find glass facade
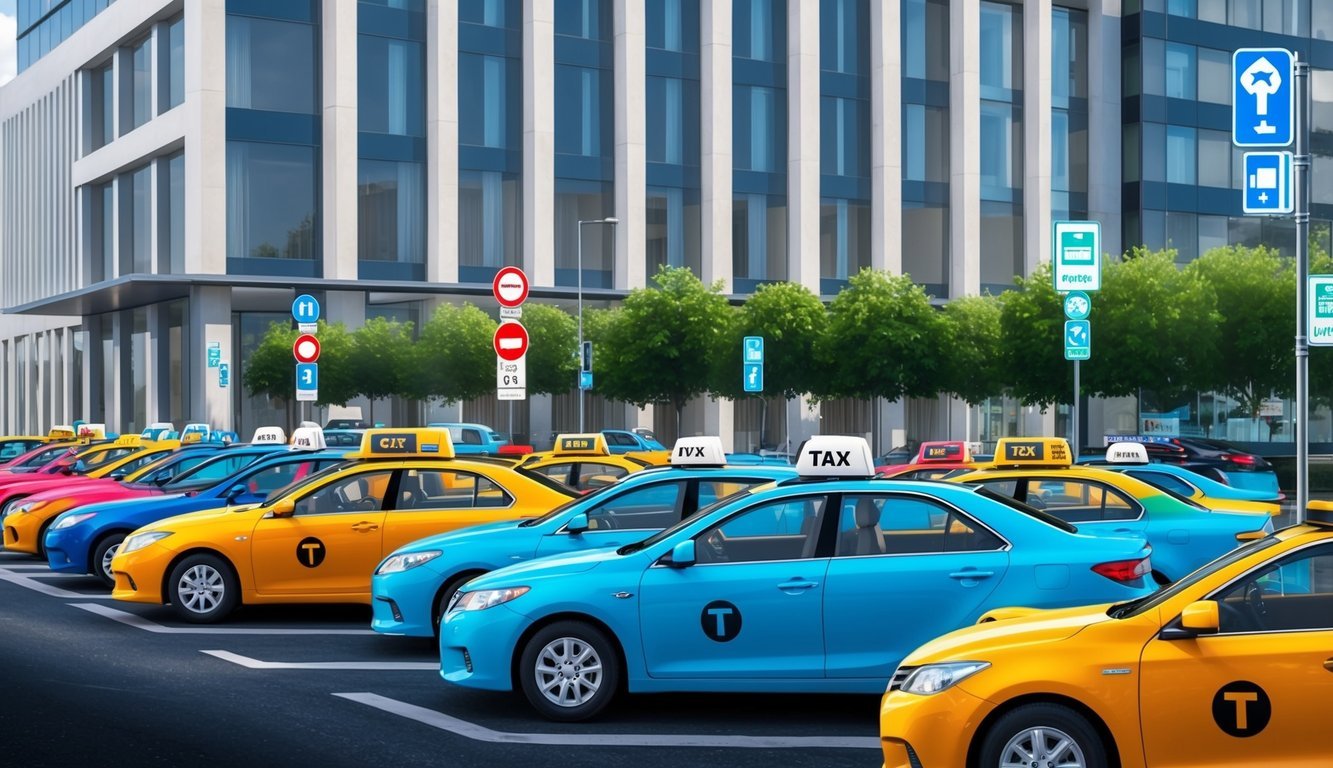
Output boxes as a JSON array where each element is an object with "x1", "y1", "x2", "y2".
[
  {"x1": 819, "y1": 0, "x2": 871, "y2": 294},
  {"x1": 901, "y1": 0, "x2": 949, "y2": 295},
  {"x1": 979, "y1": 1, "x2": 1023, "y2": 291},
  {"x1": 226, "y1": 142, "x2": 319, "y2": 262},
  {"x1": 225, "y1": 15, "x2": 319, "y2": 114},
  {"x1": 162, "y1": 152, "x2": 185, "y2": 274},
  {"x1": 733, "y1": 0, "x2": 788, "y2": 291},
  {"x1": 17, "y1": 0, "x2": 118, "y2": 72},
  {"x1": 89, "y1": 62, "x2": 114, "y2": 152},
  {"x1": 124, "y1": 36, "x2": 152, "y2": 134},
  {"x1": 646, "y1": 0, "x2": 702, "y2": 275},
  {"x1": 120, "y1": 165, "x2": 151, "y2": 274},
  {"x1": 1052, "y1": 8, "x2": 1088, "y2": 222},
  {"x1": 161, "y1": 16, "x2": 186, "y2": 112},
  {"x1": 358, "y1": 159, "x2": 425, "y2": 264}
]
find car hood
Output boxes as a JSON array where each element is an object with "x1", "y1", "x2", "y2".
[
  {"x1": 133, "y1": 503, "x2": 261, "y2": 533},
  {"x1": 20, "y1": 480, "x2": 124, "y2": 504},
  {"x1": 389, "y1": 519, "x2": 527, "y2": 554},
  {"x1": 901, "y1": 603, "x2": 1115, "y2": 666},
  {"x1": 463, "y1": 547, "x2": 614, "y2": 589}
]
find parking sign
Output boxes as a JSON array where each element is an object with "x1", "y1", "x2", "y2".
[
  {"x1": 1233, "y1": 48, "x2": 1294, "y2": 147},
  {"x1": 1242, "y1": 152, "x2": 1294, "y2": 214}
]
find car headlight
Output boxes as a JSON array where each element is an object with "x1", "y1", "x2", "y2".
[
  {"x1": 4, "y1": 502, "x2": 33, "y2": 519},
  {"x1": 375, "y1": 550, "x2": 442, "y2": 575},
  {"x1": 120, "y1": 530, "x2": 173, "y2": 554},
  {"x1": 449, "y1": 586, "x2": 530, "y2": 613},
  {"x1": 898, "y1": 661, "x2": 990, "y2": 695},
  {"x1": 51, "y1": 512, "x2": 97, "y2": 530}
]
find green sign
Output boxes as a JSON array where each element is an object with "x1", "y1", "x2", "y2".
[
  {"x1": 1310, "y1": 276, "x2": 1333, "y2": 346},
  {"x1": 1053, "y1": 221, "x2": 1102, "y2": 292}
]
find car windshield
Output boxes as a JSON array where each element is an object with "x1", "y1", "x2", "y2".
[
  {"x1": 517, "y1": 483, "x2": 619, "y2": 527},
  {"x1": 261, "y1": 460, "x2": 353, "y2": 505},
  {"x1": 1108, "y1": 534, "x2": 1283, "y2": 619},
  {"x1": 162, "y1": 452, "x2": 269, "y2": 490},
  {"x1": 971, "y1": 486, "x2": 1079, "y2": 533},
  {"x1": 615, "y1": 485, "x2": 766, "y2": 555}
]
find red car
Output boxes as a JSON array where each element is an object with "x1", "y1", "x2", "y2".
[{"x1": 876, "y1": 440, "x2": 982, "y2": 479}]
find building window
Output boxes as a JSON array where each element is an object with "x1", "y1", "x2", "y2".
[
  {"x1": 120, "y1": 165, "x2": 152, "y2": 274},
  {"x1": 124, "y1": 36, "x2": 153, "y2": 134},
  {"x1": 820, "y1": 0, "x2": 867, "y2": 76},
  {"x1": 160, "y1": 15, "x2": 185, "y2": 112},
  {"x1": 555, "y1": 0, "x2": 610, "y2": 40},
  {"x1": 460, "y1": 0, "x2": 516, "y2": 26},
  {"x1": 734, "y1": 85, "x2": 784, "y2": 172},
  {"x1": 226, "y1": 141, "x2": 318, "y2": 261},
  {"x1": 1165, "y1": 42, "x2": 1196, "y2": 101},
  {"x1": 161, "y1": 151, "x2": 185, "y2": 273},
  {"x1": 362, "y1": 0, "x2": 426, "y2": 10},
  {"x1": 459, "y1": 53, "x2": 519, "y2": 150},
  {"x1": 646, "y1": 0, "x2": 699, "y2": 53},
  {"x1": 359, "y1": 35, "x2": 426, "y2": 137},
  {"x1": 821, "y1": 97, "x2": 869, "y2": 178},
  {"x1": 1166, "y1": 125, "x2": 1196, "y2": 185},
  {"x1": 648, "y1": 76, "x2": 701, "y2": 166},
  {"x1": 225, "y1": 16, "x2": 319, "y2": 114},
  {"x1": 980, "y1": 2, "x2": 1021, "y2": 97},
  {"x1": 554, "y1": 180, "x2": 615, "y2": 288},
  {"x1": 980, "y1": 101, "x2": 1022, "y2": 196},
  {"x1": 1198, "y1": 129, "x2": 1230, "y2": 188},
  {"x1": 92, "y1": 181, "x2": 115, "y2": 282},
  {"x1": 647, "y1": 187, "x2": 701, "y2": 274},
  {"x1": 358, "y1": 159, "x2": 425, "y2": 263},
  {"x1": 732, "y1": 194, "x2": 788, "y2": 284},
  {"x1": 819, "y1": 199, "x2": 870, "y2": 282},
  {"x1": 1198, "y1": 47, "x2": 1230, "y2": 105},
  {"x1": 556, "y1": 65, "x2": 613, "y2": 159},
  {"x1": 733, "y1": 0, "x2": 785, "y2": 62},
  {"x1": 903, "y1": 104, "x2": 949, "y2": 183},
  {"x1": 981, "y1": 201, "x2": 1023, "y2": 291},
  {"x1": 1167, "y1": 212, "x2": 1198, "y2": 262},
  {"x1": 902, "y1": 203, "x2": 948, "y2": 292},
  {"x1": 459, "y1": 170, "x2": 522, "y2": 270},
  {"x1": 903, "y1": 0, "x2": 949, "y2": 82}
]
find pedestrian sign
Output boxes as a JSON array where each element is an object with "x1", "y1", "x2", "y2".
[
  {"x1": 1233, "y1": 48, "x2": 1294, "y2": 147},
  {"x1": 1064, "y1": 320, "x2": 1091, "y2": 361},
  {"x1": 1242, "y1": 151, "x2": 1293, "y2": 214},
  {"x1": 743, "y1": 364, "x2": 764, "y2": 393},
  {"x1": 1053, "y1": 221, "x2": 1101, "y2": 292},
  {"x1": 743, "y1": 337, "x2": 764, "y2": 363},
  {"x1": 1063, "y1": 291, "x2": 1091, "y2": 321},
  {"x1": 1309, "y1": 276, "x2": 1333, "y2": 346}
]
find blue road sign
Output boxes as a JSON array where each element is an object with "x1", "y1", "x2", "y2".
[
  {"x1": 743, "y1": 364, "x2": 764, "y2": 393},
  {"x1": 218, "y1": 363, "x2": 230, "y2": 389},
  {"x1": 296, "y1": 363, "x2": 319, "y2": 392},
  {"x1": 292, "y1": 294, "x2": 321, "y2": 325},
  {"x1": 1242, "y1": 151, "x2": 1294, "y2": 214},
  {"x1": 743, "y1": 336, "x2": 765, "y2": 364},
  {"x1": 580, "y1": 341, "x2": 593, "y2": 373},
  {"x1": 1064, "y1": 320, "x2": 1091, "y2": 361},
  {"x1": 1063, "y1": 291, "x2": 1091, "y2": 321},
  {"x1": 207, "y1": 342, "x2": 221, "y2": 369},
  {"x1": 579, "y1": 371, "x2": 593, "y2": 390},
  {"x1": 1233, "y1": 48, "x2": 1293, "y2": 147}
]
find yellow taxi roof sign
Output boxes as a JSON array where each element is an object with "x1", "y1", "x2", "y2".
[
  {"x1": 993, "y1": 437, "x2": 1073, "y2": 468},
  {"x1": 1307, "y1": 500, "x2": 1333, "y2": 527},
  {"x1": 915, "y1": 441, "x2": 972, "y2": 464},
  {"x1": 78, "y1": 423, "x2": 106, "y2": 439},
  {"x1": 553, "y1": 434, "x2": 610, "y2": 455},
  {"x1": 349, "y1": 428, "x2": 455, "y2": 460},
  {"x1": 181, "y1": 432, "x2": 204, "y2": 444},
  {"x1": 250, "y1": 426, "x2": 287, "y2": 445},
  {"x1": 48, "y1": 425, "x2": 76, "y2": 440},
  {"x1": 114, "y1": 434, "x2": 145, "y2": 447}
]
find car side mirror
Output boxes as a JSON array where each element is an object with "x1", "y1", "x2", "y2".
[
  {"x1": 225, "y1": 485, "x2": 246, "y2": 502},
  {"x1": 109, "y1": 470, "x2": 127, "y2": 480},
  {"x1": 567, "y1": 513, "x2": 589, "y2": 534},
  {"x1": 666, "y1": 540, "x2": 696, "y2": 568},
  {"x1": 269, "y1": 498, "x2": 296, "y2": 518},
  {"x1": 1180, "y1": 600, "x2": 1220, "y2": 634}
]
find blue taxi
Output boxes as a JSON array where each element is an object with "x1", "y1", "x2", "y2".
[
  {"x1": 371, "y1": 437, "x2": 795, "y2": 638},
  {"x1": 438, "y1": 436, "x2": 1157, "y2": 721}
]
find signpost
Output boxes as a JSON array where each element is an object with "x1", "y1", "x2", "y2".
[
  {"x1": 292, "y1": 297, "x2": 321, "y2": 416},
  {"x1": 1232, "y1": 48, "x2": 1294, "y2": 148},
  {"x1": 296, "y1": 362, "x2": 318, "y2": 402},
  {"x1": 1054, "y1": 225, "x2": 1101, "y2": 456},
  {"x1": 1064, "y1": 321, "x2": 1091, "y2": 361},
  {"x1": 742, "y1": 336, "x2": 764, "y2": 393},
  {"x1": 492, "y1": 268, "x2": 531, "y2": 425},
  {"x1": 292, "y1": 294, "x2": 320, "y2": 334}
]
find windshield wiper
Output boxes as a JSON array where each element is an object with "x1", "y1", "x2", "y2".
[{"x1": 1107, "y1": 595, "x2": 1151, "y2": 619}]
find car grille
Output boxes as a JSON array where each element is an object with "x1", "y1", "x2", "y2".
[
  {"x1": 888, "y1": 665, "x2": 916, "y2": 692},
  {"x1": 905, "y1": 742, "x2": 925, "y2": 768}
]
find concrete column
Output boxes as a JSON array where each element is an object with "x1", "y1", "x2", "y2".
[
  {"x1": 614, "y1": 2, "x2": 646, "y2": 290},
  {"x1": 428, "y1": 0, "x2": 459, "y2": 283},
  {"x1": 322, "y1": 0, "x2": 358, "y2": 280},
  {"x1": 1023, "y1": 0, "x2": 1052, "y2": 276},
  {"x1": 1088, "y1": 0, "x2": 1122, "y2": 258},
  {"x1": 870, "y1": 0, "x2": 902, "y2": 273},
  {"x1": 188, "y1": 286, "x2": 232, "y2": 430},
  {"x1": 184, "y1": 0, "x2": 227, "y2": 274},
  {"x1": 324, "y1": 291, "x2": 369, "y2": 423},
  {"x1": 874, "y1": 399, "x2": 907, "y2": 456},
  {"x1": 524, "y1": 0, "x2": 556, "y2": 285},
  {"x1": 949, "y1": 0, "x2": 980, "y2": 298},
  {"x1": 787, "y1": 0, "x2": 820, "y2": 293},
  {"x1": 700, "y1": 0, "x2": 732, "y2": 291}
]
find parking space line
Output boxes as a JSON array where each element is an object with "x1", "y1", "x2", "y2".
[
  {"x1": 0, "y1": 570, "x2": 114, "y2": 599},
  {"x1": 333, "y1": 692, "x2": 881, "y2": 750},
  {"x1": 203, "y1": 650, "x2": 436, "y2": 670},
  {"x1": 70, "y1": 603, "x2": 376, "y2": 635}
]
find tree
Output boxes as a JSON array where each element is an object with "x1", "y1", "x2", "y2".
[
  {"x1": 406, "y1": 303, "x2": 497, "y2": 404},
  {"x1": 710, "y1": 281, "x2": 827, "y2": 400},
  {"x1": 349, "y1": 317, "x2": 414, "y2": 424},
  {"x1": 940, "y1": 294, "x2": 1006, "y2": 405},
  {"x1": 816, "y1": 269, "x2": 950, "y2": 401},
  {"x1": 520, "y1": 303, "x2": 579, "y2": 396},
  {"x1": 589, "y1": 266, "x2": 734, "y2": 430},
  {"x1": 241, "y1": 320, "x2": 357, "y2": 424},
  {"x1": 999, "y1": 263, "x2": 1069, "y2": 407}
]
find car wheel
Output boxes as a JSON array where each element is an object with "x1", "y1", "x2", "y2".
[
  {"x1": 91, "y1": 532, "x2": 127, "y2": 588},
  {"x1": 433, "y1": 572, "x2": 485, "y2": 638},
  {"x1": 979, "y1": 703, "x2": 1107, "y2": 768},
  {"x1": 166, "y1": 553, "x2": 239, "y2": 624},
  {"x1": 35, "y1": 519, "x2": 52, "y2": 560},
  {"x1": 518, "y1": 620, "x2": 621, "y2": 722}
]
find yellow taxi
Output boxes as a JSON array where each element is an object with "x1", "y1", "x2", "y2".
[
  {"x1": 516, "y1": 433, "x2": 669, "y2": 492},
  {"x1": 878, "y1": 503, "x2": 1333, "y2": 768},
  {"x1": 109, "y1": 428, "x2": 580, "y2": 623}
]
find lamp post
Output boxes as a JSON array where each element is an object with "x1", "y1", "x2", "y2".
[{"x1": 576, "y1": 216, "x2": 618, "y2": 433}]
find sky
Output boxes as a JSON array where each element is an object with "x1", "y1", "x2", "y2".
[{"x1": 0, "y1": 0, "x2": 14, "y2": 87}]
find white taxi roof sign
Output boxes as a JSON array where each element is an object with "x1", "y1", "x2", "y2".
[
  {"x1": 289, "y1": 427, "x2": 326, "y2": 451},
  {"x1": 251, "y1": 426, "x2": 288, "y2": 445},
  {"x1": 554, "y1": 434, "x2": 610, "y2": 455},
  {"x1": 1106, "y1": 442, "x2": 1150, "y2": 464},
  {"x1": 915, "y1": 441, "x2": 972, "y2": 464},
  {"x1": 993, "y1": 437, "x2": 1072, "y2": 468},
  {"x1": 670, "y1": 436, "x2": 726, "y2": 467},
  {"x1": 350, "y1": 428, "x2": 455, "y2": 460},
  {"x1": 78, "y1": 423, "x2": 106, "y2": 439},
  {"x1": 113, "y1": 434, "x2": 145, "y2": 447},
  {"x1": 796, "y1": 436, "x2": 876, "y2": 478}
]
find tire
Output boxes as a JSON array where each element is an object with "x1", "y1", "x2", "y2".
[
  {"x1": 518, "y1": 620, "x2": 621, "y2": 722},
  {"x1": 35, "y1": 519, "x2": 52, "y2": 560},
  {"x1": 91, "y1": 532, "x2": 128, "y2": 588},
  {"x1": 978, "y1": 703, "x2": 1108, "y2": 768},
  {"x1": 166, "y1": 553, "x2": 240, "y2": 624},
  {"x1": 433, "y1": 572, "x2": 484, "y2": 638}
]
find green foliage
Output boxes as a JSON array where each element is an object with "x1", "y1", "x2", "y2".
[
  {"x1": 350, "y1": 318, "x2": 414, "y2": 420},
  {"x1": 521, "y1": 303, "x2": 579, "y2": 396},
  {"x1": 999, "y1": 263, "x2": 1068, "y2": 407},
  {"x1": 242, "y1": 320, "x2": 356, "y2": 408},
  {"x1": 407, "y1": 303, "x2": 497, "y2": 404},
  {"x1": 710, "y1": 281, "x2": 827, "y2": 400},
  {"x1": 816, "y1": 269, "x2": 949, "y2": 401},
  {"x1": 940, "y1": 294, "x2": 1006, "y2": 405},
  {"x1": 311, "y1": 322, "x2": 358, "y2": 407}
]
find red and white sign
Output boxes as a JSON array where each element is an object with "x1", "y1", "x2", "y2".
[
  {"x1": 493, "y1": 321, "x2": 529, "y2": 362},
  {"x1": 293, "y1": 334, "x2": 321, "y2": 364},
  {"x1": 492, "y1": 266, "x2": 530, "y2": 308}
]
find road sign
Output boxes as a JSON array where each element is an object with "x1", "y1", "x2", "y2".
[
  {"x1": 1063, "y1": 291, "x2": 1091, "y2": 321},
  {"x1": 497, "y1": 357, "x2": 526, "y2": 401},
  {"x1": 1309, "y1": 275, "x2": 1333, "y2": 346},
  {"x1": 499, "y1": 307, "x2": 523, "y2": 319},
  {"x1": 743, "y1": 336, "x2": 764, "y2": 363},
  {"x1": 1064, "y1": 320, "x2": 1091, "y2": 361},
  {"x1": 292, "y1": 294, "x2": 321, "y2": 324},
  {"x1": 218, "y1": 362, "x2": 230, "y2": 389},
  {"x1": 1242, "y1": 151, "x2": 1294, "y2": 214},
  {"x1": 579, "y1": 371, "x2": 593, "y2": 390},
  {"x1": 207, "y1": 342, "x2": 221, "y2": 369},
  {"x1": 580, "y1": 341, "x2": 593, "y2": 373},
  {"x1": 293, "y1": 334, "x2": 321, "y2": 364},
  {"x1": 743, "y1": 364, "x2": 763, "y2": 393},
  {"x1": 493, "y1": 321, "x2": 529, "y2": 361},
  {"x1": 1053, "y1": 221, "x2": 1101, "y2": 292},
  {"x1": 492, "y1": 266, "x2": 530, "y2": 308},
  {"x1": 1233, "y1": 48, "x2": 1294, "y2": 147},
  {"x1": 296, "y1": 362, "x2": 318, "y2": 399}
]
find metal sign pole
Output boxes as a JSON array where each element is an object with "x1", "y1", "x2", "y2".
[
  {"x1": 1296, "y1": 58, "x2": 1311, "y2": 522},
  {"x1": 1073, "y1": 360, "x2": 1080, "y2": 457}
]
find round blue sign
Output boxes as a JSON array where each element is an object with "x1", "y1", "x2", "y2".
[
  {"x1": 292, "y1": 294, "x2": 321, "y2": 324},
  {"x1": 1063, "y1": 291, "x2": 1091, "y2": 321}
]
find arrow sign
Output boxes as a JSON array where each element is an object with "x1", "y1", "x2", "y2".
[
  {"x1": 493, "y1": 321, "x2": 529, "y2": 362},
  {"x1": 293, "y1": 334, "x2": 321, "y2": 364},
  {"x1": 1064, "y1": 320, "x2": 1091, "y2": 361},
  {"x1": 492, "y1": 266, "x2": 530, "y2": 308}
]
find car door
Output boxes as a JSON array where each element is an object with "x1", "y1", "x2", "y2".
[
  {"x1": 637, "y1": 494, "x2": 831, "y2": 679},
  {"x1": 534, "y1": 479, "x2": 686, "y2": 558},
  {"x1": 249, "y1": 469, "x2": 393, "y2": 595},
  {"x1": 823, "y1": 493, "x2": 1009, "y2": 679},
  {"x1": 1139, "y1": 541, "x2": 1333, "y2": 767},
  {"x1": 379, "y1": 468, "x2": 516, "y2": 554}
]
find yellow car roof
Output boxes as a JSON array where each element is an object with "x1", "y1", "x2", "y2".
[{"x1": 956, "y1": 463, "x2": 1169, "y2": 501}]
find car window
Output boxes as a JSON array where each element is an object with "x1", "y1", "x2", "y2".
[
  {"x1": 242, "y1": 459, "x2": 325, "y2": 495},
  {"x1": 166, "y1": 453, "x2": 261, "y2": 487},
  {"x1": 584, "y1": 481, "x2": 684, "y2": 530},
  {"x1": 694, "y1": 496, "x2": 828, "y2": 564},
  {"x1": 696, "y1": 479, "x2": 769, "y2": 508},
  {"x1": 459, "y1": 429, "x2": 483, "y2": 445},
  {"x1": 293, "y1": 471, "x2": 393, "y2": 516},
  {"x1": 83, "y1": 447, "x2": 136, "y2": 469},
  {"x1": 606, "y1": 432, "x2": 637, "y2": 447},
  {"x1": 1125, "y1": 469, "x2": 1196, "y2": 498},
  {"x1": 835, "y1": 494, "x2": 1004, "y2": 557},
  {"x1": 973, "y1": 478, "x2": 1019, "y2": 498},
  {"x1": 113, "y1": 450, "x2": 170, "y2": 474},
  {"x1": 530, "y1": 462, "x2": 573, "y2": 486},
  {"x1": 395, "y1": 469, "x2": 513, "y2": 510},
  {"x1": 0, "y1": 441, "x2": 34, "y2": 460},
  {"x1": 1211, "y1": 543, "x2": 1333, "y2": 634},
  {"x1": 1027, "y1": 478, "x2": 1141, "y2": 522},
  {"x1": 575, "y1": 462, "x2": 630, "y2": 491}
]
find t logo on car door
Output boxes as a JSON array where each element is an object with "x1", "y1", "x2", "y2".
[
  {"x1": 1212, "y1": 681, "x2": 1272, "y2": 737},
  {"x1": 296, "y1": 537, "x2": 326, "y2": 568},
  {"x1": 700, "y1": 600, "x2": 742, "y2": 642}
]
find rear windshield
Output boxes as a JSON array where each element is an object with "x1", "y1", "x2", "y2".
[{"x1": 972, "y1": 486, "x2": 1078, "y2": 533}]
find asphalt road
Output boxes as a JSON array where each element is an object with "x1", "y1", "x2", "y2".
[{"x1": 0, "y1": 550, "x2": 881, "y2": 768}]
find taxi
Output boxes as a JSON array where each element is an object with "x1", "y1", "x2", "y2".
[
  {"x1": 371, "y1": 436, "x2": 797, "y2": 638},
  {"x1": 109, "y1": 428, "x2": 579, "y2": 623},
  {"x1": 0, "y1": 436, "x2": 50, "y2": 462},
  {"x1": 0, "y1": 438, "x2": 84, "y2": 474},
  {"x1": 518, "y1": 434, "x2": 669, "y2": 492},
  {"x1": 952, "y1": 438, "x2": 1272, "y2": 583},
  {"x1": 878, "y1": 504, "x2": 1333, "y2": 768},
  {"x1": 1086, "y1": 442, "x2": 1281, "y2": 516},
  {"x1": 877, "y1": 441, "x2": 985, "y2": 480},
  {"x1": 439, "y1": 436, "x2": 1156, "y2": 721}
]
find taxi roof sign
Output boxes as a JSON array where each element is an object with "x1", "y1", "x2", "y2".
[
  {"x1": 350, "y1": 428, "x2": 455, "y2": 460},
  {"x1": 915, "y1": 441, "x2": 971, "y2": 464},
  {"x1": 1106, "y1": 442, "x2": 1150, "y2": 464},
  {"x1": 670, "y1": 436, "x2": 726, "y2": 467},
  {"x1": 251, "y1": 426, "x2": 288, "y2": 445},
  {"x1": 554, "y1": 434, "x2": 610, "y2": 455},
  {"x1": 289, "y1": 427, "x2": 326, "y2": 451},
  {"x1": 1307, "y1": 500, "x2": 1333, "y2": 526},
  {"x1": 48, "y1": 425, "x2": 76, "y2": 440},
  {"x1": 796, "y1": 436, "x2": 876, "y2": 478},
  {"x1": 993, "y1": 437, "x2": 1073, "y2": 468},
  {"x1": 113, "y1": 434, "x2": 145, "y2": 447},
  {"x1": 78, "y1": 423, "x2": 106, "y2": 439}
]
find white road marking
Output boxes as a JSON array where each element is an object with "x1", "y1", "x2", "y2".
[
  {"x1": 0, "y1": 570, "x2": 114, "y2": 599},
  {"x1": 333, "y1": 692, "x2": 881, "y2": 750},
  {"x1": 202, "y1": 650, "x2": 437, "y2": 670},
  {"x1": 70, "y1": 603, "x2": 376, "y2": 635}
]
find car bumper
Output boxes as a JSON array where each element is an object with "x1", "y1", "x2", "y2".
[
  {"x1": 439, "y1": 603, "x2": 529, "y2": 691},
  {"x1": 43, "y1": 528, "x2": 92, "y2": 574},
  {"x1": 2, "y1": 511, "x2": 41, "y2": 554},
  {"x1": 109, "y1": 544, "x2": 173, "y2": 604},
  {"x1": 370, "y1": 568, "x2": 442, "y2": 638},
  {"x1": 879, "y1": 685, "x2": 995, "y2": 768}
]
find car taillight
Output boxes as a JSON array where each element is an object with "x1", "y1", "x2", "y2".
[
  {"x1": 1223, "y1": 453, "x2": 1258, "y2": 467},
  {"x1": 1092, "y1": 556, "x2": 1151, "y2": 583}
]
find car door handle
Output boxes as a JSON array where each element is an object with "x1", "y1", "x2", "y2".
[
  {"x1": 1325, "y1": 658, "x2": 1333, "y2": 672},
  {"x1": 351, "y1": 522, "x2": 380, "y2": 532},
  {"x1": 777, "y1": 580, "x2": 818, "y2": 591},
  {"x1": 1112, "y1": 528, "x2": 1134, "y2": 534},
  {"x1": 949, "y1": 570, "x2": 995, "y2": 580}
]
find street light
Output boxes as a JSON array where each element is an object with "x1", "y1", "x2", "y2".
[{"x1": 576, "y1": 216, "x2": 618, "y2": 433}]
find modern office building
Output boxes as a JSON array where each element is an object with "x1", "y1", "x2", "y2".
[{"x1": 0, "y1": 0, "x2": 1327, "y2": 450}]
